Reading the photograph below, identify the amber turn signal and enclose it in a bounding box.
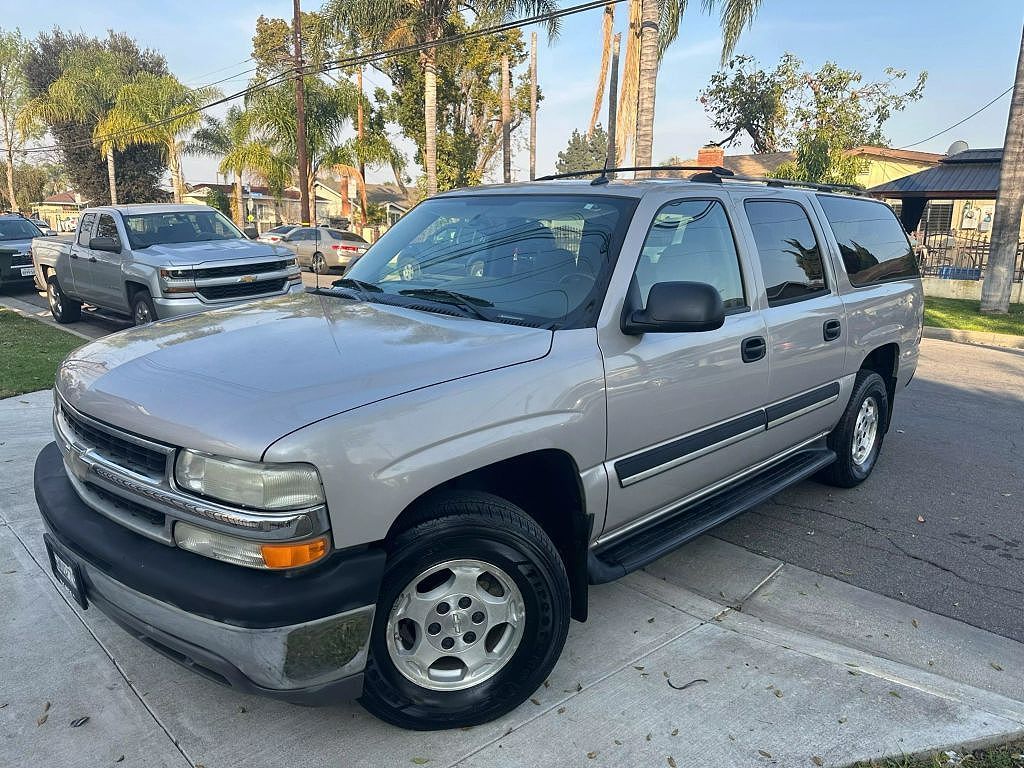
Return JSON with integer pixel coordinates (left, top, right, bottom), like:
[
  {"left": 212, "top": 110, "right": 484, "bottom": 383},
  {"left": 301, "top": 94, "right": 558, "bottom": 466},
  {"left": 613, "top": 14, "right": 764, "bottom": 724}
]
[{"left": 260, "top": 537, "right": 329, "bottom": 569}]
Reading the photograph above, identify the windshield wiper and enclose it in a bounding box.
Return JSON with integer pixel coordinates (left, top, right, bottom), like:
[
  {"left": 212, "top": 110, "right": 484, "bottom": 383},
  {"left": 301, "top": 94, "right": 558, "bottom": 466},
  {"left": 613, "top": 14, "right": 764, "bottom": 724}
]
[
  {"left": 398, "top": 288, "right": 493, "bottom": 321},
  {"left": 317, "top": 277, "right": 384, "bottom": 301}
]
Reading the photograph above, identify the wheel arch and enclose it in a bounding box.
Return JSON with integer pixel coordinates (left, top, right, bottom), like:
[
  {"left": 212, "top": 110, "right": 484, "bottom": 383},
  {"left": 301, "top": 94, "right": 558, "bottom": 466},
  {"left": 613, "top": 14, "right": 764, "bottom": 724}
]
[
  {"left": 858, "top": 342, "right": 899, "bottom": 429},
  {"left": 384, "top": 449, "right": 592, "bottom": 622}
]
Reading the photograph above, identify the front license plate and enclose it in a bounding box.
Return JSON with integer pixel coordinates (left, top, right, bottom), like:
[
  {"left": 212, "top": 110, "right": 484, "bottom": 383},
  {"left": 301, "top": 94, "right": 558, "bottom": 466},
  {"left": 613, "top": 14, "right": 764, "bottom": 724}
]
[
  {"left": 44, "top": 536, "right": 88, "bottom": 609},
  {"left": 20, "top": 267, "right": 35, "bottom": 277}
]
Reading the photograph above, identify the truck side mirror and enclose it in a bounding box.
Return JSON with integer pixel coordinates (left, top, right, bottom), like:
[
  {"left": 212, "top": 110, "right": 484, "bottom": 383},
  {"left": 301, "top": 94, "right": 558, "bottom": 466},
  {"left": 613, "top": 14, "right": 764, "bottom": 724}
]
[
  {"left": 88, "top": 236, "right": 122, "bottom": 254},
  {"left": 622, "top": 281, "right": 725, "bottom": 335},
  {"left": 243, "top": 225, "right": 259, "bottom": 240}
]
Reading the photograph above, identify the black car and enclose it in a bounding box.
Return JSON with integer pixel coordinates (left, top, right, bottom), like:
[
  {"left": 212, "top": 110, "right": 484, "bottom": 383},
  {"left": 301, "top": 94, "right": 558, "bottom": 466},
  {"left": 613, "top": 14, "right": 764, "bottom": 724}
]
[{"left": 0, "top": 214, "right": 42, "bottom": 290}]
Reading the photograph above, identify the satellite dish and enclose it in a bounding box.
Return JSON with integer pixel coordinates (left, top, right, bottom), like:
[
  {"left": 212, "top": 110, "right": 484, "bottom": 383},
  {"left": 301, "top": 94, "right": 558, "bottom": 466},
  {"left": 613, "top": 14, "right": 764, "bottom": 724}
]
[{"left": 946, "top": 140, "right": 969, "bottom": 156}]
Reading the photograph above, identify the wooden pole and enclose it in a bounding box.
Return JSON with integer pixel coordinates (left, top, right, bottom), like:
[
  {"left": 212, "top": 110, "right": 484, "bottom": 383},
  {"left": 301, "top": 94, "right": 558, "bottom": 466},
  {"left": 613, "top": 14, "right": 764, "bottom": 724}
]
[{"left": 292, "top": 0, "right": 311, "bottom": 224}]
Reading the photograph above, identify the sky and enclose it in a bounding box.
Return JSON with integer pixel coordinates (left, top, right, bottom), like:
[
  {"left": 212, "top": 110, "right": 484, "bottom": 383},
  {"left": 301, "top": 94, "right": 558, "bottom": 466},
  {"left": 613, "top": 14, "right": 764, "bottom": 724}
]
[{"left": 5, "top": 0, "right": 1024, "bottom": 188}]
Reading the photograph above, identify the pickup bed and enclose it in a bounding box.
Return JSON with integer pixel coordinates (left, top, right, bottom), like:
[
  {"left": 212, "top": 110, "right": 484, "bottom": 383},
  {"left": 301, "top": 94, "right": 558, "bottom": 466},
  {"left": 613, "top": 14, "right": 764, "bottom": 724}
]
[{"left": 32, "top": 203, "right": 303, "bottom": 325}]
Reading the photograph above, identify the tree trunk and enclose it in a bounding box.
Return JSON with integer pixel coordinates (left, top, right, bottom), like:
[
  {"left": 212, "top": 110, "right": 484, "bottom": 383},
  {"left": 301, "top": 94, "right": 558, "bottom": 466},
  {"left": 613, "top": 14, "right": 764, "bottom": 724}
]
[
  {"left": 423, "top": 45, "right": 439, "bottom": 196},
  {"left": 633, "top": 0, "right": 661, "bottom": 177},
  {"left": 530, "top": 33, "right": 538, "bottom": 180},
  {"left": 4, "top": 146, "right": 16, "bottom": 211},
  {"left": 981, "top": 27, "right": 1024, "bottom": 314},
  {"left": 608, "top": 33, "right": 622, "bottom": 173},
  {"left": 357, "top": 66, "right": 367, "bottom": 227},
  {"left": 168, "top": 142, "right": 184, "bottom": 204},
  {"left": 616, "top": 0, "right": 642, "bottom": 166},
  {"left": 233, "top": 175, "right": 244, "bottom": 227},
  {"left": 589, "top": 5, "right": 615, "bottom": 137},
  {"left": 501, "top": 54, "right": 512, "bottom": 184},
  {"left": 106, "top": 146, "right": 118, "bottom": 205}
]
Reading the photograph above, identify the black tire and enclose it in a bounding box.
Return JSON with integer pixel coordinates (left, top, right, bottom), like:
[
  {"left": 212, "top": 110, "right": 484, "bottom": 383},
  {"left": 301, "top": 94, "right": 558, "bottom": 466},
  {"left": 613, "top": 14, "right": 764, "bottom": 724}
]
[
  {"left": 46, "top": 276, "right": 81, "bottom": 324},
  {"left": 311, "top": 252, "right": 326, "bottom": 274},
  {"left": 130, "top": 289, "right": 158, "bottom": 325},
  {"left": 819, "top": 370, "right": 890, "bottom": 488},
  {"left": 360, "top": 492, "right": 570, "bottom": 730}
]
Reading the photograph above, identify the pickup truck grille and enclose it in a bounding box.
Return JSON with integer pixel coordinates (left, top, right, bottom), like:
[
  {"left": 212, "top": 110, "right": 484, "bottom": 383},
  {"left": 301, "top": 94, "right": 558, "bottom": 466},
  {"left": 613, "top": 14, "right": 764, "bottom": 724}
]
[
  {"left": 62, "top": 408, "right": 168, "bottom": 477},
  {"left": 10, "top": 253, "right": 32, "bottom": 267},
  {"left": 193, "top": 259, "right": 292, "bottom": 279},
  {"left": 198, "top": 278, "right": 287, "bottom": 301}
]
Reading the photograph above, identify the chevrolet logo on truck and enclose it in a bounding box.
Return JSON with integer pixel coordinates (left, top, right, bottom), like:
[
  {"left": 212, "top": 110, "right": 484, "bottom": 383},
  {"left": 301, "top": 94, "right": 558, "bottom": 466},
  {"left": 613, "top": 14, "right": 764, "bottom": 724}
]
[{"left": 239, "top": 275, "right": 257, "bottom": 283}]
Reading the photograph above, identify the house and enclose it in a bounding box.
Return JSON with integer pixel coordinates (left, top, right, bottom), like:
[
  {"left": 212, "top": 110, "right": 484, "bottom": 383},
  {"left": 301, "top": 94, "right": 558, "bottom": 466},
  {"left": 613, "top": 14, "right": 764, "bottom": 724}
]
[
  {"left": 32, "top": 192, "right": 87, "bottom": 232},
  {"left": 181, "top": 183, "right": 335, "bottom": 230},
  {"left": 664, "top": 145, "right": 943, "bottom": 189}
]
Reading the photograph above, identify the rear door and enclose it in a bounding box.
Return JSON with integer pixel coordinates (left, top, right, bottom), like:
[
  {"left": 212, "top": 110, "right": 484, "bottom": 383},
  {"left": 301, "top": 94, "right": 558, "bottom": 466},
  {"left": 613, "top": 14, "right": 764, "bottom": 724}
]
[
  {"left": 733, "top": 194, "right": 848, "bottom": 453},
  {"left": 599, "top": 194, "right": 771, "bottom": 535}
]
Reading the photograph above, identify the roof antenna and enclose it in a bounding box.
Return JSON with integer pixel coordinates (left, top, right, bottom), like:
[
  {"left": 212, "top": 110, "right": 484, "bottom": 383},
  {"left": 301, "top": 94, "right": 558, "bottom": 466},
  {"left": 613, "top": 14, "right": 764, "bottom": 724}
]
[{"left": 591, "top": 153, "right": 611, "bottom": 186}]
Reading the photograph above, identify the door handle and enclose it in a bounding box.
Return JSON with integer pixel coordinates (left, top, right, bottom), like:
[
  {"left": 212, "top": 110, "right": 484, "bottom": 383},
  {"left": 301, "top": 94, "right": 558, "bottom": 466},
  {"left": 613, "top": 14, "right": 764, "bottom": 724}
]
[
  {"left": 823, "top": 319, "right": 842, "bottom": 342},
  {"left": 741, "top": 336, "right": 767, "bottom": 363}
]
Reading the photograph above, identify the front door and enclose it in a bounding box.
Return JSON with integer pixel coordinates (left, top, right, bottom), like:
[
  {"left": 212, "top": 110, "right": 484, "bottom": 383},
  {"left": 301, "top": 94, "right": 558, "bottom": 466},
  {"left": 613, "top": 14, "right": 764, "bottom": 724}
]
[
  {"left": 86, "top": 213, "right": 129, "bottom": 311},
  {"left": 734, "top": 195, "right": 848, "bottom": 454},
  {"left": 599, "top": 195, "right": 770, "bottom": 536}
]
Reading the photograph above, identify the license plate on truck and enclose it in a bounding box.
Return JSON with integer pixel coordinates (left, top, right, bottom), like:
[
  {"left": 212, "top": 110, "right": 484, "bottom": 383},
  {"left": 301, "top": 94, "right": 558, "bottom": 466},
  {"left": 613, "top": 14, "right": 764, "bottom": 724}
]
[
  {"left": 44, "top": 536, "right": 88, "bottom": 609},
  {"left": 20, "top": 267, "right": 34, "bottom": 277}
]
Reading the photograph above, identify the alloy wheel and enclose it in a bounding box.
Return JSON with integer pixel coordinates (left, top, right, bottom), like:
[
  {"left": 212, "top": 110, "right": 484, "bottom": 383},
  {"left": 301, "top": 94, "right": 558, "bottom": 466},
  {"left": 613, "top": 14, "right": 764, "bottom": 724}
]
[{"left": 851, "top": 397, "right": 879, "bottom": 466}]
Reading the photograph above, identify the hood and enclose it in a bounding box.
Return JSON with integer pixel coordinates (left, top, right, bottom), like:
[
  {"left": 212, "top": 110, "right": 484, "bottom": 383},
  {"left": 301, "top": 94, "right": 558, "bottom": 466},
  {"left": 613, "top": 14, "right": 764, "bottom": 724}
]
[
  {"left": 133, "top": 238, "right": 290, "bottom": 266},
  {"left": 0, "top": 237, "right": 33, "bottom": 254},
  {"left": 56, "top": 292, "right": 553, "bottom": 460}
]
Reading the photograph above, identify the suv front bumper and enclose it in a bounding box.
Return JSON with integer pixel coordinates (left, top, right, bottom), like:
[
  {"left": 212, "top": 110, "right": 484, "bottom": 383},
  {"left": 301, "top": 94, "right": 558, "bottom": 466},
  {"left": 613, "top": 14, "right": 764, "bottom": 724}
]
[{"left": 34, "top": 442, "right": 386, "bottom": 705}]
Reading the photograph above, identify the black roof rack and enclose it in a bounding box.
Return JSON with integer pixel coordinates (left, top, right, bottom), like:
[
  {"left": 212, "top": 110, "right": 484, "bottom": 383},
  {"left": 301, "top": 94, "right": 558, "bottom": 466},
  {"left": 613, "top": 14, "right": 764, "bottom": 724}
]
[{"left": 534, "top": 164, "right": 865, "bottom": 195}]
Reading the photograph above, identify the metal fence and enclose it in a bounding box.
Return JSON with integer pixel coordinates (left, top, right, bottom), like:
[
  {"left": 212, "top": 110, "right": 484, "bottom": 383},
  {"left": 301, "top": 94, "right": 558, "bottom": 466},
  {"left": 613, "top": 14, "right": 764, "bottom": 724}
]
[{"left": 914, "top": 226, "right": 1024, "bottom": 282}]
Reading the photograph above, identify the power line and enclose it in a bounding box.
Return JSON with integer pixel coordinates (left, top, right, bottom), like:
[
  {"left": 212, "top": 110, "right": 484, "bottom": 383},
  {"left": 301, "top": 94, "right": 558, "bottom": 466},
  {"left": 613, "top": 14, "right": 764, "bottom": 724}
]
[
  {"left": 6, "top": 0, "right": 624, "bottom": 157},
  {"left": 898, "top": 85, "right": 1013, "bottom": 149}
]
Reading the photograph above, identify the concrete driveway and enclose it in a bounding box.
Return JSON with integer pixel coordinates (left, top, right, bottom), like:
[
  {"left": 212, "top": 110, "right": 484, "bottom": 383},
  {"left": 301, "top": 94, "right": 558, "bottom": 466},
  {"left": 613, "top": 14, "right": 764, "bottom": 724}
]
[{"left": 1, "top": 339, "right": 1023, "bottom": 767}]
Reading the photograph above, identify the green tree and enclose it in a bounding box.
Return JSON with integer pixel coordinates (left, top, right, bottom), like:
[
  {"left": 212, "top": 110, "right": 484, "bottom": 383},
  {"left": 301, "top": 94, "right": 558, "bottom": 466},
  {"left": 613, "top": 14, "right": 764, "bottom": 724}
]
[
  {"left": 203, "top": 186, "right": 231, "bottom": 217},
  {"left": 0, "top": 28, "right": 34, "bottom": 211},
  {"left": 556, "top": 125, "right": 609, "bottom": 174},
  {"left": 187, "top": 106, "right": 289, "bottom": 226},
  {"left": 97, "top": 73, "right": 220, "bottom": 203},
  {"left": 0, "top": 158, "right": 68, "bottom": 211},
  {"left": 22, "top": 29, "right": 167, "bottom": 204},
  {"left": 699, "top": 53, "right": 800, "bottom": 153},
  {"left": 771, "top": 58, "right": 926, "bottom": 185},
  {"left": 325, "top": 0, "right": 558, "bottom": 196}
]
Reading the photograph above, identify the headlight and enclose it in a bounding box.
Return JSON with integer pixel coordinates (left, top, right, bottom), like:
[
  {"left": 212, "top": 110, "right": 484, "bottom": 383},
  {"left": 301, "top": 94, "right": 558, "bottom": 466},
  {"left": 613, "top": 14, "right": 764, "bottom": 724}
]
[{"left": 175, "top": 450, "right": 324, "bottom": 511}]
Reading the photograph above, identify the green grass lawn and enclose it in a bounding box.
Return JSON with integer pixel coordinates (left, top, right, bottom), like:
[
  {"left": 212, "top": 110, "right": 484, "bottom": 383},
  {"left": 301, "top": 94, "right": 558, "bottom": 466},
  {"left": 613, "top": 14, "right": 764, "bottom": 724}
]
[
  {"left": 856, "top": 739, "right": 1024, "bottom": 767},
  {"left": 924, "top": 297, "right": 1024, "bottom": 336},
  {"left": 0, "top": 309, "right": 82, "bottom": 399}
]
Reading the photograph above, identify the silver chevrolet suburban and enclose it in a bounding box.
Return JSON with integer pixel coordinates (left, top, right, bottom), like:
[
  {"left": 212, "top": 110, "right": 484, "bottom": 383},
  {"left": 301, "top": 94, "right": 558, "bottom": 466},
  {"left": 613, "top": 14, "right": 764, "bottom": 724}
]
[
  {"left": 34, "top": 171, "right": 923, "bottom": 730},
  {"left": 31, "top": 204, "right": 303, "bottom": 325}
]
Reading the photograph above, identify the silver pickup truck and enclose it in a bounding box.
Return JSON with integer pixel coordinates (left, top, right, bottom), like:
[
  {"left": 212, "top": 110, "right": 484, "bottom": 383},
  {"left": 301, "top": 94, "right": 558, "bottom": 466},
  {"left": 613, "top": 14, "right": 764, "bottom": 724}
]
[
  {"left": 32, "top": 203, "right": 303, "bottom": 324},
  {"left": 34, "top": 173, "right": 922, "bottom": 730}
]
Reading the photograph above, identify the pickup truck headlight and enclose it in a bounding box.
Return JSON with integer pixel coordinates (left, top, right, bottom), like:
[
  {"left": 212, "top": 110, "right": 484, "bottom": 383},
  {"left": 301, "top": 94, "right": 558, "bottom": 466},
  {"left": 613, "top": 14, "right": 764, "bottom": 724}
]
[{"left": 174, "top": 450, "right": 324, "bottom": 511}]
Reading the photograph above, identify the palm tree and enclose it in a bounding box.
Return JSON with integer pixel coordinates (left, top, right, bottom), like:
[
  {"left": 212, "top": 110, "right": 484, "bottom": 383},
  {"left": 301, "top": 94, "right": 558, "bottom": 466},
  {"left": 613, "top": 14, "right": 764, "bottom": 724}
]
[
  {"left": 981, "top": 26, "right": 1024, "bottom": 314},
  {"left": 97, "top": 73, "right": 220, "bottom": 203},
  {"left": 588, "top": 4, "right": 615, "bottom": 137},
  {"left": 620, "top": 0, "right": 765, "bottom": 173},
  {"left": 325, "top": 0, "right": 558, "bottom": 196},
  {"left": 20, "top": 48, "right": 129, "bottom": 204},
  {"left": 187, "top": 106, "right": 289, "bottom": 226}
]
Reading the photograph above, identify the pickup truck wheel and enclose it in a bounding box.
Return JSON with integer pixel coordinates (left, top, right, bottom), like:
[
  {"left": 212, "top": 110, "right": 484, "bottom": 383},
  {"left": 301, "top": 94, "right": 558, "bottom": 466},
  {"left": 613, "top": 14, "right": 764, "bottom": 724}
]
[
  {"left": 46, "top": 276, "right": 81, "bottom": 324},
  {"left": 819, "top": 370, "right": 889, "bottom": 488},
  {"left": 131, "top": 290, "right": 158, "bottom": 325},
  {"left": 360, "top": 492, "right": 570, "bottom": 730}
]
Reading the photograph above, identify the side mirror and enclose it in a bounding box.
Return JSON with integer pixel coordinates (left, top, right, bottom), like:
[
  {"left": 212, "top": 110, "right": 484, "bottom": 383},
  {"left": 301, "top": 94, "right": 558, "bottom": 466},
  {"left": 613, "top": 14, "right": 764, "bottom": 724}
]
[
  {"left": 622, "top": 281, "right": 725, "bottom": 334},
  {"left": 243, "top": 225, "right": 259, "bottom": 240},
  {"left": 88, "top": 236, "right": 121, "bottom": 253}
]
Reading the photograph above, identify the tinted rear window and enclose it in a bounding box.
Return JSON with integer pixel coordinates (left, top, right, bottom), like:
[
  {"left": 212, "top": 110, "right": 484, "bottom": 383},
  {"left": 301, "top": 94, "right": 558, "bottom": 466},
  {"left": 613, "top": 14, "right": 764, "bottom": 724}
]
[
  {"left": 817, "top": 196, "right": 918, "bottom": 286},
  {"left": 744, "top": 200, "right": 828, "bottom": 306}
]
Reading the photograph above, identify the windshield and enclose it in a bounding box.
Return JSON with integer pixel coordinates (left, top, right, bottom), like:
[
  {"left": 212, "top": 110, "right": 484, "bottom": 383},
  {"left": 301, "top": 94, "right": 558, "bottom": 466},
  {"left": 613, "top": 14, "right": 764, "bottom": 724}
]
[
  {"left": 0, "top": 219, "right": 42, "bottom": 241},
  {"left": 267, "top": 225, "right": 294, "bottom": 235},
  {"left": 343, "top": 194, "right": 637, "bottom": 328},
  {"left": 123, "top": 209, "right": 245, "bottom": 249}
]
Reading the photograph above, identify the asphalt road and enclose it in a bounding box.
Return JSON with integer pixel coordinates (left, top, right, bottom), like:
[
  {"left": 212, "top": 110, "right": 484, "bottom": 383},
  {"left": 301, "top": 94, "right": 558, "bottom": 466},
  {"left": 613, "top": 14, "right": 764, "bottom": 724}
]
[
  {"left": 717, "top": 338, "right": 1024, "bottom": 641},
  {"left": 4, "top": 277, "right": 1022, "bottom": 639}
]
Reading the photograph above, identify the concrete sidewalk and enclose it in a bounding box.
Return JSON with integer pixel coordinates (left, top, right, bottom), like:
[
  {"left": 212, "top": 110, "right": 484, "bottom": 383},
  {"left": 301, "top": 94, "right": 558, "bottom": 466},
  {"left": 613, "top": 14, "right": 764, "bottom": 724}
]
[{"left": 2, "top": 389, "right": 1022, "bottom": 768}]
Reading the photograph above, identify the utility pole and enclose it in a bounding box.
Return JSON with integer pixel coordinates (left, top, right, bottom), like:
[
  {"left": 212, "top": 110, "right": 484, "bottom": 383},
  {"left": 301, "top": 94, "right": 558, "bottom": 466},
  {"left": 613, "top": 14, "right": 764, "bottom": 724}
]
[
  {"left": 981, "top": 25, "right": 1024, "bottom": 314},
  {"left": 292, "top": 0, "right": 311, "bottom": 225},
  {"left": 357, "top": 66, "right": 368, "bottom": 228},
  {"left": 607, "top": 32, "right": 621, "bottom": 174},
  {"left": 501, "top": 54, "right": 512, "bottom": 184},
  {"left": 529, "top": 32, "right": 537, "bottom": 181}
]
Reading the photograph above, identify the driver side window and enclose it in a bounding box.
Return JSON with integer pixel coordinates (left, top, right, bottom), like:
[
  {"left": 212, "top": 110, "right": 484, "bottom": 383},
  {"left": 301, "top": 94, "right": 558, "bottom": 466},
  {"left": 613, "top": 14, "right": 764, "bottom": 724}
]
[{"left": 634, "top": 199, "right": 747, "bottom": 310}]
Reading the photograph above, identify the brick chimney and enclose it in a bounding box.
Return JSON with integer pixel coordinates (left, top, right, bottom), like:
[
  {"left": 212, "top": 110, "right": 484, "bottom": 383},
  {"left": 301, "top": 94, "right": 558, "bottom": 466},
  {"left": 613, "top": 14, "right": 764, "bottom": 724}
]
[{"left": 696, "top": 144, "right": 725, "bottom": 168}]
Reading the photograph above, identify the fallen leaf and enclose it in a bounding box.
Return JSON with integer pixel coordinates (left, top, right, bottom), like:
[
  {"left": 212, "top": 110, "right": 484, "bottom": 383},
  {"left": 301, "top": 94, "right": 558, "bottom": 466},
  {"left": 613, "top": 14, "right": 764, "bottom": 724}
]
[
  {"left": 237, "top": 706, "right": 247, "bottom": 713},
  {"left": 543, "top": 680, "right": 550, "bottom": 688},
  {"left": 668, "top": 758, "right": 678, "bottom": 768},
  {"left": 728, "top": 734, "right": 736, "bottom": 741},
  {"left": 911, "top": 619, "right": 919, "bottom": 628},
  {"left": 759, "top": 750, "right": 773, "bottom": 759},
  {"left": 812, "top": 757, "right": 824, "bottom": 766},
  {"left": 633, "top": 666, "right": 645, "bottom": 671},
  {"left": 411, "top": 759, "right": 430, "bottom": 766},
  {"left": 671, "top": 728, "right": 679, "bottom": 736},
  {"left": 889, "top": 690, "right": 901, "bottom": 699},
  {"left": 838, "top": 717, "right": 848, "bottom": 724},
  {"left": 43, "top": 701, "right": 51, "bottom": 713},
  {"left": 37, "top": 714, "right": 48, "bottom": 726},
  {"left": 917, "top": 515, "right": 925, "bottom": 523},
  {"left": 614, "top": 739, "right": 622, "bottom": 745},
  {"left": 0, "top": 703, "right": 7, "bottom": 709},
  {"left": 586, "top": 751, "right": 598, "bottom": 760},
  {"left": 990, "top": 662, "right": 1004, "bottom": 671},
  {"left": 69, "top": 716, "right": 89, "bottom": 728},
  {"left": 557, "top": 707, "right": 566, "bottom": 714},
  {"left": 667, "top": 677, "right": 708, "bottom": 691},
  {"left": 576, "top": 682, "right": 583, "bottom": 692},
  {"left": 773, "top": 689, "right": 783, "bottom": 699},
  {"left": 530, "top": 698, "right": 540, "bottom": 705},
  {"left": 115, "top": 757, "right": 124, "bottom": 763},
  {"left": 646, "top": 732, "right": 652, "bottom": 742}
]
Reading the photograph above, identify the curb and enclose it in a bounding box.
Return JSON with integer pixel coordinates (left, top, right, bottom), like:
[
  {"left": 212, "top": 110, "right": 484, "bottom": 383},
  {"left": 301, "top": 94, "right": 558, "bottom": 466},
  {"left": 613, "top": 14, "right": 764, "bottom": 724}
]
[
  {"left": 0, "top": 294, "right": 93, "bottom": 341},
  {"left": 924, "top": 325, "right": 1024, "bottom": 351}
]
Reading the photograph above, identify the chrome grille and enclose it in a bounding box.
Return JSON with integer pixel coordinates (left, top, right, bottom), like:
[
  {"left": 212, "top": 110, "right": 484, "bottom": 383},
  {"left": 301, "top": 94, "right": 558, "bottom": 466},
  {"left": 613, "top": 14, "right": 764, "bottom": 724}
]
[
  {"left": 198, "top": 278, "right": 287, "bottom": 300},
  {"left": 193, "top": 259, "right": 292, "bottom": 279},
  {"left": 11, "top": 253, "right": 32, "bottom": 267},
  {"left": 62, "top": 408, "right": 167, "bottom": 477}
]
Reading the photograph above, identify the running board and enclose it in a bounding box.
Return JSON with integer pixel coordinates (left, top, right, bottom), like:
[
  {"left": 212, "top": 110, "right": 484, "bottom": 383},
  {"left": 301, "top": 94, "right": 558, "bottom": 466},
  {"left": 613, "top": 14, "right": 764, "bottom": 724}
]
[{"left": 588, "top": 448, "right": 836, "bottom": 584}]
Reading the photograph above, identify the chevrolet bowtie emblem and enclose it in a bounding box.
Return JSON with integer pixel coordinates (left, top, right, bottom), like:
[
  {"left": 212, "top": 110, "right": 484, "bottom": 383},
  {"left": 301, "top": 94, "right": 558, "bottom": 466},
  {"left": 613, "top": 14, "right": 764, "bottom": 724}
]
[{"left": 239, "top": 275, "right": 257, "bottom": 283}]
